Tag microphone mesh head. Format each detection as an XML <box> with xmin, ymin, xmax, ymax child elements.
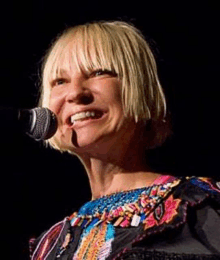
<box><xmin>29</xmin><ymin>107</ymin><xmax>57</xmax><ymax>141</ymax></box>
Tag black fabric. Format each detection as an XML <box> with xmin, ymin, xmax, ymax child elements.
<box><xmin>119</xmin><ymin>249</ymin><xmax>220</xmax><ymax>260</ymax></box>
<box><xmin>56</xmin><ymin>226</ymin><xmax>83</xmax><ymax>260</ymax></box>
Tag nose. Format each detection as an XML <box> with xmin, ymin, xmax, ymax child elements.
<box><xmin>65</xmin><ymin>85</ymin><xmax>94</xmax><ymax>105</ymax></box>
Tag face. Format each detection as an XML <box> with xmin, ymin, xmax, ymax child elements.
<box><xmin>48</xmin><ymin>60</ymin><xmax>137</xmax><ymax>155</ymax></box>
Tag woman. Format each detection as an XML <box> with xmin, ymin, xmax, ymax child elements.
<box><xmin>30</xmin><ymin>21</ymin><xmax>220</xmax><ymax>260</ymax></box>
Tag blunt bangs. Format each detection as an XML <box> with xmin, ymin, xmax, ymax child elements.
<box><xmin>40</xmin><ymin>21</ymin><xmax>171</xmax><ymax>151</ymax></box>
<box><xmin>41</xmin><ymin>24</ymin><xmax>123</xmax><ymax>107</ymax></box>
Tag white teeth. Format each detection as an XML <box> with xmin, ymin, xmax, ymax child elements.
<box><xmin>70</xmin><ymin>111</ymin><xmax>97</xmax><ymax>123</ymax></box>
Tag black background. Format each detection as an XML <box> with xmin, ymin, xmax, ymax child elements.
<box><xmin>0</xmin><ymin>1</ymin><xmax>220</xmax><ymax>259</ymax></box>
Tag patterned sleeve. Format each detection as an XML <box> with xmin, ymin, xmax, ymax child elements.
<box><xmin>116</xmin><ymin>176</ymin><xmax>220</xmax><ymax>260</ymax></box>
<box><xmin>182</xmin><ymin>177</ymin><xmax>220</xmax><ymax>255</ymax></box>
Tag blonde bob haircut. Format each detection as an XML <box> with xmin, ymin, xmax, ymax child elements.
<box><xmin>39</xmin><ymin>20</ymin><xmax>172</xmax><ymax>151</ymax></box>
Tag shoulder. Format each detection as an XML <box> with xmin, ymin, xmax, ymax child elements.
<box><xmin>142</xmin><ymin>175</ymin><xmax>220</xmax><ymax>230</ymax></box>
<box><xmin>154</xmin><ymin>175</ymin><xmax>220</xmax><ymax>230</ymax></box>
<box><xmin>175</xmin><ymin>176</ymin><xmax>220</xmax><ymax>206</ymax></box>
<box><xmin>138</xmin><ymin>176</ymin><xmax>220</xmax><ymax>255</ymax></box>
<box><xmin>110</xmin><ymin>175</ymin><xmax>220</xmax><ymax>259</ymax></box>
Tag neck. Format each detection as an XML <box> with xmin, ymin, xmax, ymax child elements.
<box><xmin>74</xmin><ymin>122</ymin><xmax>161</xmax><ymax>200</ymax></box>
<box><xmin>87</xmin><ymin>165</ymin><xmax>161</xmax><ymax>199</ymax></box>
<box><xmin>76</xmin><ymin>141</ymin><xmax>160</xmax><ymax>200</ymax></box>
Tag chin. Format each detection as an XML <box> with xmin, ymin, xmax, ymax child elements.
<box><xmin>71</xmin><ymin>137</ymin><xmax>101</xmax><ymax>152</ymax></box>
<box><xmin>56</xmin><ymin>133</ymin><xmax>99</xmax><ymax>154</ymax></box>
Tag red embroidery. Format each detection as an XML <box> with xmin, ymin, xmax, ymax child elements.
<box><xmin>144</xmin><ymin>194</ymin><xmax>181</xmax><ymax>230</ymax></box>
<box><xmin>31</xmin><ymin>221</ymin><xmax>66</xmax><ymax>260</ymax></box>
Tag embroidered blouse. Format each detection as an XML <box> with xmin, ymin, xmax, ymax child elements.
<box><xmin>29</xmin><ymin>175</ymin><xmax>220</xmax><ymax>260</ymax></box>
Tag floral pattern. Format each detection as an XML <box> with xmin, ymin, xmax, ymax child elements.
<box><xmin>30</xmin><ymin>175</ymin><xmax>220</xmax><ymax>260</ymax></box>
<box><xmin>143</xmin><ymin>194</ymin><xmax>181</xmax><ymax>230</ymax></box>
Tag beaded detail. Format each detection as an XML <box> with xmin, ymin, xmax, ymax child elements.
<box><xmin>69</xmin><ymin>176</ymin><xmax>181</xmax><ymax>229</ymax></box>
<box><xmin>67</xmin><ymin>176</ymin><xmax>181</xmax><ymax>260</ymax></box>
<box><xmin>30</xmin><ymin>175</ymin><xmax>220</xmax><ymax>260</ymax></box>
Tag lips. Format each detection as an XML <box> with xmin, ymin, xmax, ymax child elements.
<box><xmin>68</xmin><ymin>109</ymin><xmax>105</xmax><ymax>125</ymax></box>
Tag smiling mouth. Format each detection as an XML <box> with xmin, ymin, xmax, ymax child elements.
<box><xmin>69</xmin><ymin>110</ymin><xmax>104</xmax><ymax>125</ymax></box>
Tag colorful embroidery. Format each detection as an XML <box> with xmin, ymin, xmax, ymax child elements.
<box><xmin>68</xmin><ymin>176</ymin><xmax>182</xmax><ymax>259</ymax></box>
<box><xmin>30</xmin><ymin>175</ymin><xmax>220</xmax><ymax>260</ymax></box>
<box><xmin>31</xmin><ymin>220</ymin><xmax>67</xmax><ymax>260</ymax></box>
<box><xmin>190</xmin><ymin>177</ymin><xmax>220</xmax><ymax>194</ymax></box>
<box><xmin>73</xmin><ymin>222</ymin><xmax>114</xmax><ymax>260</ymax></box>
<box><xmin>143</xmin><ymin>194</ymin><xmax>181</xmax><ymax>230</ymax></box>
<box><xmin>32</xmin><ymin>176</ymin><xmax>183</xmax><ymax>260</ymax></box>
<box><xmin>69</xmin><ymin>177</ymin><xmax>181</xmax><ymax>230</ymax></box>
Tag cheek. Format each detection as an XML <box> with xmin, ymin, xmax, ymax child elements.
<box><xmin>101</xmin><ymin>82</ymin><xmax>123</xmax><ymax>108</ymax></box>
<box><xmin>109</xmin><ymin>82</ymin><xmax>122</xmax><ymax>102</ymax></box>
<box><xmin>49</xmin><ymin>89</ymin><xmax>65</xmax><ymax>114</ymax></box>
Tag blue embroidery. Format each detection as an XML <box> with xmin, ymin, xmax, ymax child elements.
<box><xmin>78</xmin><ymin>186</ymin><xmax>152</xmax><ymax>216</ymax></box>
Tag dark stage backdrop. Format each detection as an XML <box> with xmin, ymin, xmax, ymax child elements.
<box><xmin>0</xmin><ymin>1</ymin><xmax>219</xmax><ymax>259</ymax></box>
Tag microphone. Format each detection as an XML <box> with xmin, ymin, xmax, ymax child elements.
<box><xmin>0</xmin><ymin>107</ymin><xmax>57</xmax><ymax>141</ymax></box>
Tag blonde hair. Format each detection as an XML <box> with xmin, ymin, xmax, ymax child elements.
<box><xmin>39</xmin><ymin>20</ymin><xmax>172</xmax><ymax>150</ymax></box>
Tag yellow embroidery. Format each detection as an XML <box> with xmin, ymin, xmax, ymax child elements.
<box><xmin>74</xmin><ymin>222</ymin><xmax>108</xmax><ymax>260</ymax></box>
